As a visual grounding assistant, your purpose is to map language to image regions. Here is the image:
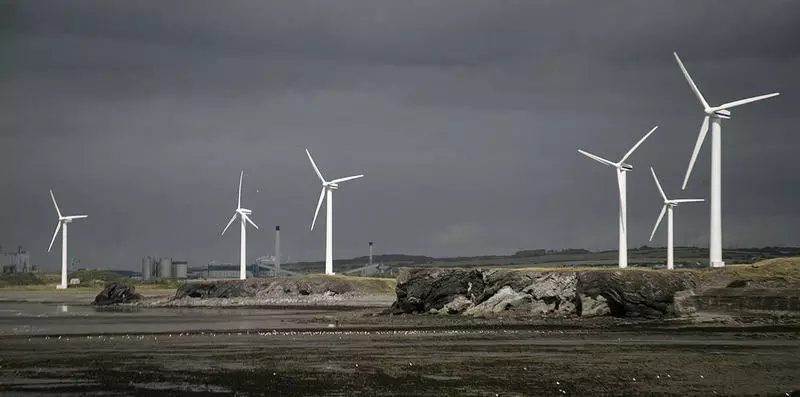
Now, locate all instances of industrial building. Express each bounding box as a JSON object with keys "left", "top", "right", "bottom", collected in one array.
[
  {"left": 343, "top": 241, "right": 393, "bottom": 277},
  {"left": 187, "top": 263, "right": 250, "bottom": 279},
  {"left": 187, "top": 256, "right": 301, "bottom": 280},
  {"left": 344, "top": 263, "right": 394, "bottom": 277},
  {"left": 140, "top": 256, "right": 189, "bottom": 280},
  {"left": 1, "top": 245, "right": 36, "bottom": 274}
]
